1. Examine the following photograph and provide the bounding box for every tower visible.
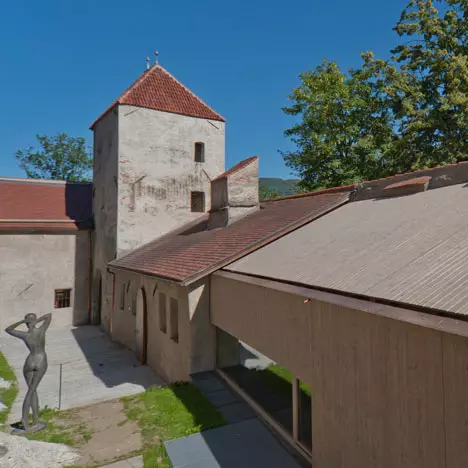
[90,61,226,329]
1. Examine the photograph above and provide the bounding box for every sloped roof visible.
[108,190,351,285]
[0,178,93,231]
[225,183,468,316]
[213,156,258,181]
[91,65,225,128]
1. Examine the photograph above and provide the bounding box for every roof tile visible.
[91,65,225,128]
[0,179,93,231]
[108,191,350,284]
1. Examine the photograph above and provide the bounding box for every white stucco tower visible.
[90,63,226,329]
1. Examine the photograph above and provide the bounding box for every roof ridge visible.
[262,183,356,202]
[0,177,92,186]
[265,161,468,203]
[213,156,258,182]
[155,65,225,122]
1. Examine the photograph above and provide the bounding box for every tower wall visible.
[117,105,225,256]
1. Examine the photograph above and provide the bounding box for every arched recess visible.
[135,287,148,364]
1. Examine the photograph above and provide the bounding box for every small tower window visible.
[54,289,71,309]
[194,142,205,163]
[191,191,205,213]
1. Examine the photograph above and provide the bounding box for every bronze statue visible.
[5,313,51,432]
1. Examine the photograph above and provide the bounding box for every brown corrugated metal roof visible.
[108,191,350,284]
[225,183,468,316]
[0,178,93,231]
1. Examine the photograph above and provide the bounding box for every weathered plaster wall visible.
[117,105,225,256]
[110,271,217,382]
[208,158,259,229]
[92,109,119,329]
[0,233,90,330]
[188,277,216,374]
[111,270,192,382]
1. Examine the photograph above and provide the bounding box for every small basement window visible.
[54,289,71,309]
[191,191,205,213]
[194,142,205,163]
[169,297,179,343]
[159,292,167,333]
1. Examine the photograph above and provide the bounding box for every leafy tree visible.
[282,60,395,190]
[15,133,92,181]
[259,185,282,201]
[283,0,467,191]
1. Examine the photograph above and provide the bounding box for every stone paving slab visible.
[191,372,256,424]
[100,455,143,467]
[0,325,165,422]
[164,418,302,468]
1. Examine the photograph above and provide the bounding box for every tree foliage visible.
[259,185,282,201]
[15,133,92,181]
[283,0,468,191]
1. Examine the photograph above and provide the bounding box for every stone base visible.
[10,421,47,435]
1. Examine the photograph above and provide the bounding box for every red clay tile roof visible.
[213,156,258,182]
[108,191,350,284]
[0,178,93,231]
[91,65,225,128]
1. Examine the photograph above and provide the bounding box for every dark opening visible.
[194,142,205,163]
[159,292,167,333]
[55,289,71,309]
[170,297,179,343]
[191,191,205,213]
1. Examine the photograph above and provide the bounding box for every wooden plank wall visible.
[211,274,468,468]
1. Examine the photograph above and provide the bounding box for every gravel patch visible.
[0,431,80,468]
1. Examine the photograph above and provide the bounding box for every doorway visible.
[135,287,148,364]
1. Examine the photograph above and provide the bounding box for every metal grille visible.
[54,289,71,309]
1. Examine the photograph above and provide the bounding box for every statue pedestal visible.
[10,421,47,435]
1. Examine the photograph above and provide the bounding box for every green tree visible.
[283,0,467,191]
[282,60,395,190]
[15,133,92,181]
[259,185,282,201]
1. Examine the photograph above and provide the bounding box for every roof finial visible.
[145,57,151,70]
[154,50,159,66]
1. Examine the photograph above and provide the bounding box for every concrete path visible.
[100,455,143,467]
[0,325,165,423]
[166,372,302,468]
[165,418,302,468]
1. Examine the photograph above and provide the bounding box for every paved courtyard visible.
[0,325,164,423]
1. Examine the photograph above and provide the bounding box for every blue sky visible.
[0,0,409,179]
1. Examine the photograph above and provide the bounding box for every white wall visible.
[0,233,89,331]
[117,105,225,256]
[92,109,119,328]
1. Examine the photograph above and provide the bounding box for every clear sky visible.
[0,0,409,179]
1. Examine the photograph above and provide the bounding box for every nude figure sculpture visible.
[5,313,52,432]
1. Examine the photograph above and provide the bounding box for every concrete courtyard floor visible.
[0,325,165,423]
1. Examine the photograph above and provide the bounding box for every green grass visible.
[0,352,18,423]
[122,382,226,468]
[25,407,92,447]
[265,365,311,397]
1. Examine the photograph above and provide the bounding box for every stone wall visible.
[92,109,119,329]
[0,233,90,330]
[117,105,225,256]
[110,270,216,382]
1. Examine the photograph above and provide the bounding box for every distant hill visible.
[259,177,299,196]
